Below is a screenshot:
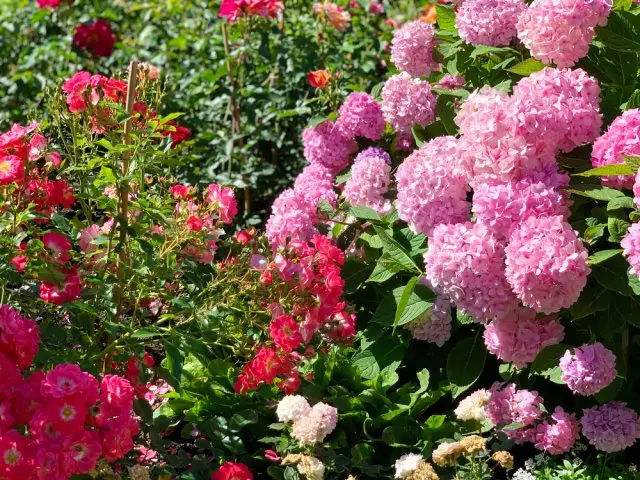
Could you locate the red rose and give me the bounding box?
[307,70,331,89]
[73,19,116,58]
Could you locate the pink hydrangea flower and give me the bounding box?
[622,222,640,277]
[581,402,640,452]
[592,109,640,189]
[456,0,526,46]
[293,163,337,208]
[435,74,465,90]
[634,171,640,208]
[395,136,470,236]
[336,92,386,140]
[290,401,338,446]
[425,222,518,322]
[266,189,318,248]
[517,0,612,68]
[532,407,580,454]
[512,67,602,153]
[472,175,569,240]
[505,215,590,314]
[484,308,565,368]
[381,73,436,133]
[390,20,438,77]
[302,120,357,174]
[403,295,452,346]
[486,383,543,427]
[343,148,392,214]
[560,343,617,396]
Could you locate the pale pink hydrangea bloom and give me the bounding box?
[381,73,436,133]
[265,189,317,247]
[591,109,640,189]
[276,395,312,423]
[634,170,640,208]
[512,67,602,153]
[486,383,543,427]
[517,0,612,68]
[559,343,617,396]
[343,148,392,214]
[484,308,565,368]
[581,402,640,452]
[302,120,357,174]
[403,295,452,346]
[505,215,590,314]
[435,74,465,90]
[336,92,386,140]
[425,222,518,322]
[454,389,491,422]
[456,0,526,46]
[293,163,337,208]
[472,176,569,240]
[532,407,580,454]
[622,222,640,277]
[395,136,470,236]
[290,401,338,446]
[394,453,423,479]
[390,20,438,77]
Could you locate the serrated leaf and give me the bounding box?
[607,196,636,211]
[588,249,623,265]
[596,11,640,52]
[505,58,545,75]
[350,205,381,222]
[394,276,419,330]
[435,4,456,30]
[568,186,625,201]
[373,226,421,273]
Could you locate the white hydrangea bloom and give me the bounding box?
[394,453,423,479]
[276,395,311,423]
[454,389,491,422]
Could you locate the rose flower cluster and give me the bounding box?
[0,304,139,479]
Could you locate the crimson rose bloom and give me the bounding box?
[73,19,116,57]
[211,461,254,480]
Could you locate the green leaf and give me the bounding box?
[372,284,436,327]
[570,283,611,320]
[568,186,625,201]
[367,257,399,283]
[588,249,623,265]
[575,164,635,177]
[584,224,607,245]
[349,205,381,222]
[625,155,640,170]
[353,336,406,380]
[351,443,375,465]
[317,199,335,216]
[531,344,570,381]
[435,4,456,31]
[436,96,457,135]
[229,410,259,432]
[505,58,546,76]
[596,11,640,52]
[607,216,630,243]
[373,226,421,273]
[607,196,636,211]
[446,334,487,398]
[470,45,516,58]
[592,255,636,296]
[394,276,419,330]
[131,326,164,338]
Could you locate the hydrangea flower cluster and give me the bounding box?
[424,222,518,322]
[390,20,438,77]
[395,136,470,236]
[505,215,590,314]
[403,295,452,346]
[266,189,320,247]
[343,148,392,215]
[456,0,526,46]
[73,19,116,58]
[336,93,386,140]
[559,343,617,396]
[0,305,139,478]
[591,108,640,189]
[302,120,357,174]
[293,164,337,210]
[435,74,465,91]
[622,222,640,277]
[581,402,640,452]
[381,73,436,133]
[237,235,354,393]
[486,383,543,429]
[454,389,491,422]
[394,453,438,480]
[517,0,612,68]
[484,308,565,368]
[531,407,581,455]
[276,395,338,446]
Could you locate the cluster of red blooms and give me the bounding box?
[169,183,239,264]
[0,304,139,479]
[211,461,253,480]
[72,20,116,58]
[62,71,191,144]
[219,0,284,22]
[235,234,356,394]
[36,0,74,8]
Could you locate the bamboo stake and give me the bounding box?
[104,60,138,373]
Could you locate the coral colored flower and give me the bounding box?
[307,70,331,89]
[205,184,238,224]
[390,20,438,77]
[270,314,303,352]
[560,342,617,396]
[581,402,640,452]
[211,461,254,480]
[72,19,116,58]
[43,179,75,208]
[313,1,352,31]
